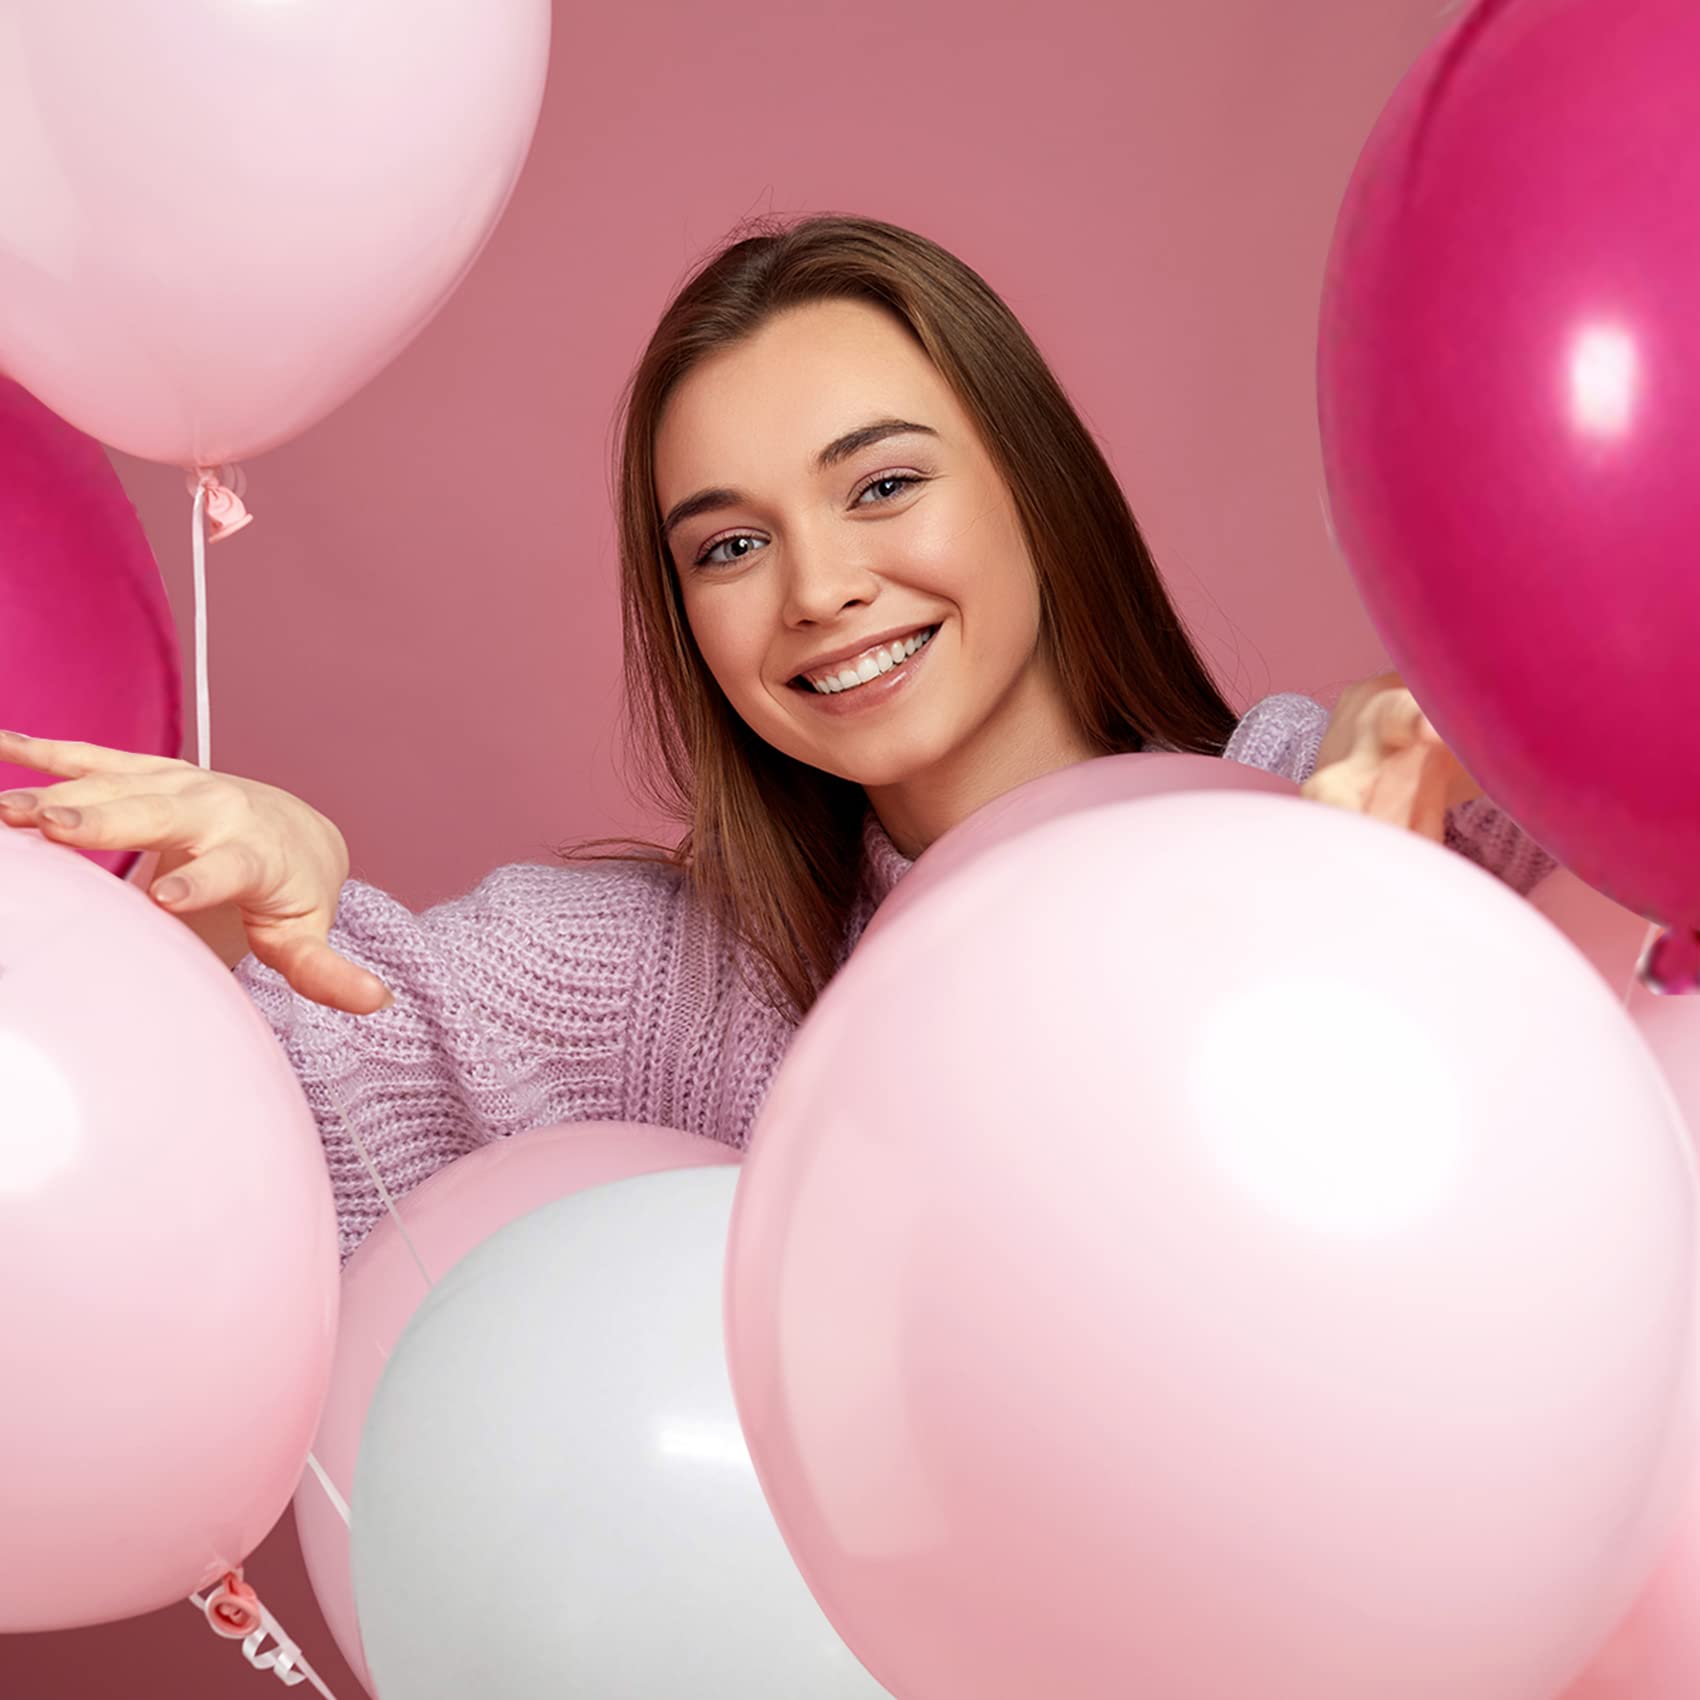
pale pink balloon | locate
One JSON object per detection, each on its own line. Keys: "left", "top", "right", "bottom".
{"left": 1560, "top": 1324, "right": 1700, "bottom": 1699}
{"left": 859, "top": 751, "right": 1296, "bottom": 950}
{"left": 1317, "top": 0, "right": 1700, "bottom": 978}
{"left": 0, "top": 828, "right": 339, "bottom": 1631}
{"left": 1528, "top": 869, "right": 1700, "bottom": 1698}
{"left": 295, "top": 1121, "right": 739, "bottom": 1694}
{"left": 0, "top": 377, "right": 181, "bottom": 880}
{"left": 727, "top": 792, "right": 1699, "bottom": 1700}
{"left": 0, "top": 0, "right": 549, "bottom": 466}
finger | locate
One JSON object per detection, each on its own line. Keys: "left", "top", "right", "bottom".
{"left": 11, "top": 788, "right": 194, "bottom": 853}
{"left": 1, "top": 778, "right": 180, "bottom": 836}
{"left": 147, "top": 840, "right": 270, "bottom": 912}
{"left": 1370, "top": 688, "right": 1439, "bottom": 758}
{"left": 1300, "top": 764, "right": 1371, "bottom": 812}
{"left": 252, "top": 931, "right": 395, "bottom": 1017}
{"left": 0, "top": 730, "right": 179, "bottom": 781}
{"left": 1364, "top": 745, "right": 1449, "bottom": 841}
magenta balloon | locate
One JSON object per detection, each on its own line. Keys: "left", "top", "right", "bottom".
{"left": 0, "top": 378, "right": 180, "bottom": 880}
{"left": 0, "top": 0, "right": 549, "bottom": 466}
{"left": 1317, "top": 0, "right": 1700, "bottom": 941}
{"left": 726, "top": 792, "right": 1698, "bottom": 1700}
{"left": 860, "top": 751, "right": 1297, "bottom": 950}
{"left": 295, "top": 1121, "right": 739, "bottom": 1694}
{"left": 0, "top": 828, "right": 339, "bottom": 1630}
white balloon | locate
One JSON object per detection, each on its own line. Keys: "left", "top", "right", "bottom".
{"left": 350, "top": 1166, "right": 891, "bottom": 1699}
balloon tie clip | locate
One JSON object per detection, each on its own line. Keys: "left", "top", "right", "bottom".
{"left": 185, "top": 464, "right": 254, "bottom": 543}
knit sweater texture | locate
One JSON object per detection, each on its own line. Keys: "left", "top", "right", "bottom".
{"left": 235, "top": 693, "right": 1557, "bottom": 1259}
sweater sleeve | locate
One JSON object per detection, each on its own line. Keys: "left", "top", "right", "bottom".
{"left": 233, "top": 857, "right": 676, "bottom": 1261}
{"left": 1223, "top": 691, "right": 1556, "bottom": 897}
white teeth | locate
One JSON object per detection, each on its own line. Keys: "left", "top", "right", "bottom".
{"left": 805, "top": 626, "right": 935, "bottom": 694}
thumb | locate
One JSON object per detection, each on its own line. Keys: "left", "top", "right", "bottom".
{"left": 254, "top": 928, "right": 395, "bottom": 1016}
{"left": 1365, "top": 687, "right": 1434, "bottom": 757}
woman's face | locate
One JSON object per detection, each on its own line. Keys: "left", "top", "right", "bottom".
{"left": 654, "top": 297, "right": 1084, "bottom": 840}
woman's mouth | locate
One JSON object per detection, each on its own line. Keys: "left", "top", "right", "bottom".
{"left": 788, "top": 624, "right": 941, "bottom": 717}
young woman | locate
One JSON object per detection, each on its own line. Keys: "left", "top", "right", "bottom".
{"left": 0, "top": 215, "right": 1552, "bottom": 1258}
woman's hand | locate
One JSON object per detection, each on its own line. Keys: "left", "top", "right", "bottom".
{"left": 0, "top": 730, "right": 392, "bottom": 1014}
{"left": 1299, "top": 670, "right": 1482, "bottom": 843}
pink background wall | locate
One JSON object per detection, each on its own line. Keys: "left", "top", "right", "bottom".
{"left": 3, "top": 0, "right": 1451, "bottom": 1692}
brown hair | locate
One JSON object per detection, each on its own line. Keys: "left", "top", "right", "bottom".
{"left": 559, "top": 213, "right": 1238, "bottom": 1022}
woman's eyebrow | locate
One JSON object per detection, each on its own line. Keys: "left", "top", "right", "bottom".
{"left": 661, "top": 418, "right": 938, "bottom": 539}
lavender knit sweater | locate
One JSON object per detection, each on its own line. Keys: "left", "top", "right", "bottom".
{"left": 236, "top": 694, "right": 1556, "bottom": 1260}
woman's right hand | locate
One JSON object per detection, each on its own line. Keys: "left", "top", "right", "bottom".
{"left": 0, "top": 730, "right": 393, "bottom": 1015}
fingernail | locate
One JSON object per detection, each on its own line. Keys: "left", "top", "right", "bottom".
{"left": 40, "top": 806, "right": 81, "bottom": 828}
{"left": 0, "top": 791, "right": 37, "bottom": 810}
{"left": 153, "top": 877, "right": 190, "bottom": 903}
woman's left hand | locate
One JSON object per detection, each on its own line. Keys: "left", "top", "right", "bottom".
{"left": 1299, "top": 669, "right": 1482, "bottom": 843}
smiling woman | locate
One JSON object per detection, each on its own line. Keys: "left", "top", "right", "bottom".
{"left": 13, "top": 212, "right": 1551, "bottom": 1264}
{"left": 585, "top": 214, "right": 1244, "bottom": 1020}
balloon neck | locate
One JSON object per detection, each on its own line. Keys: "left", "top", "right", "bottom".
{"left": 1636, "top": 925, "right": 1700, "bottom": 997}
{"left": 202, "top": 1569, "right": 263, "bottom": 1638}
{"left": 187, "top": 465, "right": 254, "bottom": 543}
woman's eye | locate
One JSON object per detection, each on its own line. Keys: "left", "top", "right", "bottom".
{"left": 692, "top": 474, "right": 924, "bottom": 567}
{"left": 695, "top": 533, "right": 766, "bottom": 568}
{"left": 855, "top": 473, "right": 923, "bottom": 506}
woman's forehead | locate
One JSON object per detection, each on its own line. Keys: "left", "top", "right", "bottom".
{"left": 655, "top": 304, "right": 955, "bottom": 489}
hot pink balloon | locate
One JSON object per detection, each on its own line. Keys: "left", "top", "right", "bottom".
{"left": 1317, "top": 0, "right": 1700, "bottom": 989}
{"left": 0, "top": 0, "right": 549, "bottom": 467}
{"left": 0, "top": 377, "right": 180, "bottom": 879}
{"left": 0, "top": 828, "right": 339, "bottom": 1631}
{"left": 727, "top": 792, "right": 1699, "bottom": 1700}
{"left": 295, "top": 1121, "right": 739, "bottom": 1694}
{"left": 859, "top": 751, "right": 1296, "bottom": 949}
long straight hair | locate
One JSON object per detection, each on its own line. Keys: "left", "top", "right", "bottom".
{"left": 560, "top": 214, "right": 1239, "bottom": 1021}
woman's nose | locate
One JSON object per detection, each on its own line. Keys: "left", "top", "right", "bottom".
{"left": 780, "top": 535, "right": 881, "bottom": 625}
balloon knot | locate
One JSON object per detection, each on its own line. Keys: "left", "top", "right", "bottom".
{"left": 187, "top": 465, "right": 254, "bottom": 543}
{"left": 203, "top": 1569, "right": 264, "bottom": 1638}
{"left": 1636, "top": 925, "right": 1700, "bottom": 997}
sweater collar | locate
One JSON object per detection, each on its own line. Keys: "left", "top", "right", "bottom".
{"left": 860, "top": 808, "right": 916, "bottom": 907}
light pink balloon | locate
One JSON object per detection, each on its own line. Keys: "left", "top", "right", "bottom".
{"left": 1546, "top": 895, "right": 1700, "bottom": 1699}
{"left": 0, "top": 0, "right": 549, "bottom": 466}
{"left": 1317, "top": 0, "right": 1700, "bottom": 972}
{"left": 0, "top": 828, "right": 339, "bottom": 1631}
{"left": 0, "top": 376, "right": 181, "bottom": 880}
{"left": 295, "top": 1121, "right": 739, "bottom": 1694}
{"left": 727, "top": 792, "right": 1699, "bottom": 1700}
{"left": 1560, "top": 1324, "right": 1700, "bottom": 1699}
{"left": 859, "top": 752, "right": 1296, "bottom": 950}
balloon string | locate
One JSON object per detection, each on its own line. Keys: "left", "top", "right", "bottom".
{"left": 1625, "top": 921, "right": 1662, "bottom": 1008}
{"left": 185, "top": 473, "right": 437, "bottom": 1290}
{"left": 280, "top": 996, "right": 550, "bottom": 1540}
{"left": 186, "top": 1583, "right": 343, "bottom": 1697}
{"left": 191, "top": 483, "right": 213, "bottom": 771}
{"left": 304, "top": 1449, "right": 352, "bottom": 1529}
{"left": 185, "top": 463, "right": 548, "bottom": 1536}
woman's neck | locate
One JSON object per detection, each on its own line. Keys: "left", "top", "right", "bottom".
{"left": 865, "top": 664, "right": 1098, "bottom": 861}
